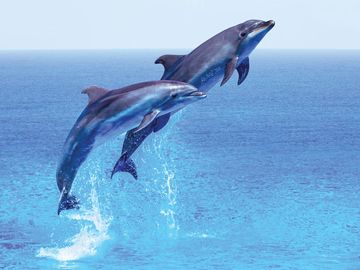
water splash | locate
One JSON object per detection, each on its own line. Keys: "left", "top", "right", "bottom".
{"left": 159, "top": 164, "right": 179, "bottom": 237}
{"left": 37, "top": 175, "right": 112, "bottom": 261}
{"left": 152, "top": 116, "right": 181, "bottom": 238}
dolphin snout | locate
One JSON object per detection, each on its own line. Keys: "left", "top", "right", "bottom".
{"left": 265, "top": 20, "right": 275, "bottom": 29}
{"left": 267, "top": 20, "right": 275, "bottom": 26}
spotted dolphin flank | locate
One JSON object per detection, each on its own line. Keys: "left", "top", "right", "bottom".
{"left": 112, "top": 19, "right": 275, "bottom": 178}
{"left": 57, "top": 81, "right": 206, "bottom": 214}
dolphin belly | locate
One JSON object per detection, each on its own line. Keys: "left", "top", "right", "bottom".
{"left": 94, "top": 112, "right": 146, "bottom": 144}
{"left": 193, "top": 65, "right": 225, "bottom": 92}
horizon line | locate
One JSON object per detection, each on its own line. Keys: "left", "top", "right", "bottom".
{"left": 0, "top": 48, "right": 360, "bottom": 52}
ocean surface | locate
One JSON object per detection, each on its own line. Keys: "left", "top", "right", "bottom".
{"left": 0, "top": 50, "right": 359, "bottom": 269}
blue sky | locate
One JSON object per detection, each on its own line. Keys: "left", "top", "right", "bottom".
{"left": 0, "top": 0, "right": 359, "bottom": 50}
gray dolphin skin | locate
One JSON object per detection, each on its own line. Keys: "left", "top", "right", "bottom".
{"left": 112, "top": 19, "right": 275, "bottom": 178}
{"left": 57, "top": 80, "right": 206, "bottom": 214}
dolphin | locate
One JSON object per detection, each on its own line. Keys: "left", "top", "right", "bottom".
{"left": 56, "top": 80, "right": 206, "bottom": 214}
{"left": 112, "top": 19, "right": 275, "bottom": 178}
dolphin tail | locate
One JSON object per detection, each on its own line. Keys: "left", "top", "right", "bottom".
{"left": 111, "top": 152, "right": 138, "bottom": 180}
{"left": 57, "top": 188, "right": 80, "bottom": 215}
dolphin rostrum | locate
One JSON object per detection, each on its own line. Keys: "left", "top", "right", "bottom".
{"left": 112, "top": 19, "right": 275, "bottom": 178}
{"left": 57, "top": 80, "right": 206, "bottom": 214}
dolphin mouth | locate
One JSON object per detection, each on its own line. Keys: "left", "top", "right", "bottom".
{"left": 187, "top": 90, "right": 207, "bottom": 98}
{"left": 257, "top": 20, "right": 275, "bottom": 31}
{"left": 265, "top": 20, "right": 275, "bottom": 29}
{"left": 247, "top": 20, "right": 275, "bottom": 39}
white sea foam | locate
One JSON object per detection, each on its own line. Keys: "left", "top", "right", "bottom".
{"left": 37, "top": 182, "right": 112, "bottom": 261}
{"left": 186, "top": 232, "right": 216, "bottom": 239}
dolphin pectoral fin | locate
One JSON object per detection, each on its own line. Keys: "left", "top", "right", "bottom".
{"left": 134, "top": 110, "right": 160, "bottom": 133}
{"left": 221, "top": 56, "right": 239, "bottom": 86}
{"left": 155, "top": 54, "right": 185, "bottom": 79}
{"left": 57, "top": 188, "right": 80, "bottom": 215}
{"left": 237, "top": 57, "right": 250, "bottom": 86}
{"left": 111, "top": 152, "right": 138, "bottom": 180}
{"left": 153, "top": 113, "right": 171, "bottom": 133}
{"left": 81, "top": 86, "right": 109, "bottom": 104}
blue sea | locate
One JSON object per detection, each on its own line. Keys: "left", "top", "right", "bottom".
{"left": 0, "top": 50, "right": 360, "bottom": 269}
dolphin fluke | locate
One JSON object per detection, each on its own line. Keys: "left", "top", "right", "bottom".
{"left": 57, "top": 188, "right": 80, "bottom": 215}
{"left": 111, "top": 152, "right": 138, "bottom": 180}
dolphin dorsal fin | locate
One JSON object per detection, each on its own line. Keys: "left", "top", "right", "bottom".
{"left": 155, "top": 54, "right": 185, "bottom": 78}
{"left": 155, "top": 54, "right": 185, "bottom": 69}
{"left": 81, "top": 86, "right": 109, "bottom": 104}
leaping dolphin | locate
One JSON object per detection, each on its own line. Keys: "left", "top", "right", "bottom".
{"left": 112, "top": 19, "right": 275, "bottom": 178}
{"left": 57, "top": 81, "right": 206, "bottom": 214}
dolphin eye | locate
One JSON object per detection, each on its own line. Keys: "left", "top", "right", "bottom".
{"left": 171, "top": 93, "right": 178, "bottom": 98}
{"left": 240, "top": 32, "right": 247, "bottom": 37}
